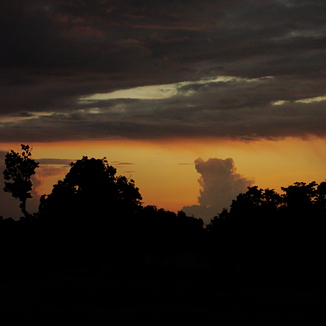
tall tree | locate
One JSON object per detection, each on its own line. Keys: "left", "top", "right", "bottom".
{"left": 3, "top": 144, "right": 39, "bottom": 218}
{"left": 38, "top": 156, "right": 143, "bottom": 263}
{"left": 39, "top": 156, "right": 143, "bottom": 227}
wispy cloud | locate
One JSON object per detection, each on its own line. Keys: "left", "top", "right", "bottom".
{"left": 37, "top": 158, "right": 73, "bottom": 165}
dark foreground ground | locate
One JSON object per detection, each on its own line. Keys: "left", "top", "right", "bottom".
{"left": 0, "top": 264, "right": 325, "bottom": 326}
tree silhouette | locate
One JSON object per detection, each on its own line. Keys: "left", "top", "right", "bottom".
{"left": 315, "top": 181, "right": 326, "bottom": 217}
{"left": 38, "top": 156, "right": 143, "bottom": 264}
{"left": 39, "top": 156, "right": 142, "bottom": 221}
{"left": 3, "top": 144, "right": 39, "bottom": 219}
{"left": 281, "top": 181, "right": 317, "bottom": 215}
{"left": 206, "top": 181, "right": 326, "bottom": 289}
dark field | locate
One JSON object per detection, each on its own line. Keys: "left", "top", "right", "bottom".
{"left": 1, "top": 264, "right": 325, "bottom": 326}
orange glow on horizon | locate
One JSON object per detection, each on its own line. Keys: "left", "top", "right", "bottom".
{"left": 1, "top": 136, "right": 326, "bottom": 214}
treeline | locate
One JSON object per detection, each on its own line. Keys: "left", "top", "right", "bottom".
{"left": 1, "top": 145, "right": 326, "bottom": 289}
{"left": 1, "top": 148, "right": 206, "bottom": 275}
{"left": 207, "top": 182, "right": 326, "bottom": 288}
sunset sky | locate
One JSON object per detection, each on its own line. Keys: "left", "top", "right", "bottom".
{"left": 1, "top": 1, "right": 326, "bottom": 223}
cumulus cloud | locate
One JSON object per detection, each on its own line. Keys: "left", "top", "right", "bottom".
{"left": 182, "top": 157, "right": 254, "bottom": 224}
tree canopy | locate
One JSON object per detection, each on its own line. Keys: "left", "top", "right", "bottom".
{"left": 3, "top": 144, "right": 39, "bottom": 218}
{"left": 39, "top": 156, "right": 142, "bottom": 223}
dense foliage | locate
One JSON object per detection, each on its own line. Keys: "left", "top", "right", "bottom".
{"left": 1, "top": 147, "right": 326, "bottom": 289}
{"left": 207, "top": 183, "right": 326, "bottom": 288}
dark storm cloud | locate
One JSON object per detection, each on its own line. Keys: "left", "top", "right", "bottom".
{"left": 1, "top": 0, "right": 326, "bottom": 142}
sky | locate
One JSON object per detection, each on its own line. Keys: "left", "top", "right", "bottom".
{"left": 1, "top": 1, "right": 326, "bottom": 223}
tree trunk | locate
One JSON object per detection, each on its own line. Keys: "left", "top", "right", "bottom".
{"left": 20, "top": 197, "right": 29, "bottom": 219}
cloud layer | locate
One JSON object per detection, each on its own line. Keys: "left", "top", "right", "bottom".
{"left": 182, "top": 158, "right": 254, "bottom": 223}
{"left": 0, "top": 1, "right": 326, "bottom": 142}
